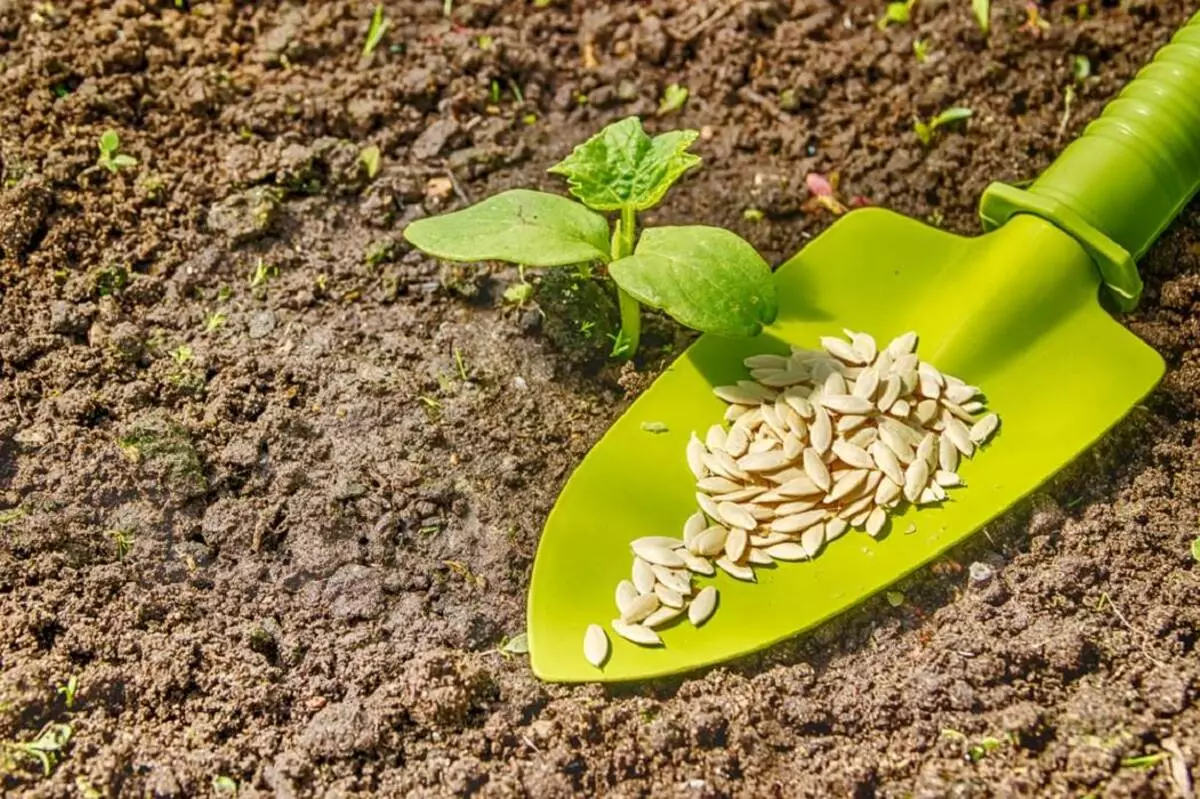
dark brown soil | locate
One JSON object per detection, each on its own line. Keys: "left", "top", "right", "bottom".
{"left": 1, "top": 0, "right": 1198, "bottom": 796}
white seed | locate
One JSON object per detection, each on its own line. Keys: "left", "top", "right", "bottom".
{"left": 764, "top": 467, "right": 808, "bottom": 485}
{"left": 810, "top": 406, "right": 833, "bottom": 454}
{"left": 943, "top": 416, "right": 975, "bottom": 456}
{"left": 916, "top": 432, "right": 937, "bottom": 466}
{"left": 683, "top": 511, "right": 706, "bottom": 545}
{"left": 886, "top": 331, "right": 918, "bottom": 358}
{"left": 775, "top": 499, "right": 820, "bottom": 516}
{"left": 771, "top": 509, "right": 827, "bottom": 533}
{"left": 704, "top": 424, "right": 725, "bottom": 452}
{"left": 892, "top": 353, "right": 919, "bottom": 374}
{"left": 747, "top": 438, "right": 778, "bottom": 455}
{"left": 759, "top": 369, "right": 808, "bottom": 387}
{"left": 849, "top": 427, "right": 879, "bottom": 448}
{"left": 615, "top": 580, "right": 639, "bottom": 613}
{"left": 743, "top": 503, "right": 773, "bottom": 521}
{"left": 783, "top": 433, "right": 804, "bottom": 460}
{"left": 715, "top": 557, "right": 756, "bottom": 581}
{"left": 690, "top": 525, "right": 728, "bottom": 557}
{"left": 783, "top": 392, "right": 813, "bottom": 419}
{"left": 715, "top": 486, "right": 766, "bottom": 503}
{"left": 717, "top": 502, "right": 756, "bottom": 530}
{"left": 850, "top": 331, "right": 878, "bottom": 363}
{"left": 970, "top": 413, "right": 999, "bottom": 445}
{"left": 654, "top": 583, "right": 685, "bottom": 609}
{"left": 889, "top": 400, "right": 911, "bottom": 418}
{"left": 836, "top": 414, "right": 869, "bottom": 433}
{"left": 584, "top": 624, "right": 610, "bottom": 667}
{"left": 825, "top": 517, "right": 849, "bottom": 541}
{"left": 938, "top": 433, "right": 959, "bottom": 472}
{"left": 833, "top": 439, "right": 874, "bottom": 469}
{"left": 962, "top": 400, "right": 986, "bottom": 414}
{"left": 782, "top": 405, "right": 808, "bottom": 439}
{"left": 875, "top": 476, "right": 902, "bottom": 507}
{"left": 942, "top": 400, "right": 975, "bottom": 423}
{"left": 697, "top": 476, "right": 742, "bottom": 495}
{"left": 879, "top": 425, "right": 915, "bottom": 464}
{"left": 632, "top": 558, "right": 656, "bottom": 594}
{"left": 738, "top": 380, "right": 776, "bottom": 400}
{"left": 853, "top": 367, "right": 880, "bottom": 400}
{"left": 765, "top": 542, "right": 808, "bottom": 561}
{"left": 898, "top": 368, "right": 919, "bottom": 394}
{"left": 915, "top": 399, "right": 940, "bottom": 424}
{"left": 803, "top": 448, "right": 832, "bottom": 491}
{"left": 632, "top": 536, "right": 685, "bottom": 551}
{"left": 865, "top": 507, "right": 887, "bottom": 538}
{"left": 935, "top": 470, "right": 962, "bottom": 487}
{"left": 840, "top": 494, "right": 874, "bottom": 520}
{"left": 652, "top": 565, "right": 692, "bottom": 595}
{"left": 681, "top": 551, "right": 715, "bottom": 576}
{"left": 821, "top": 394, "right": 874, "bottom": 415}
{"left": 918, "top": 486, "right": 941, "bottom": 505}
{"left": 643, "top": 605, "right": 685, "bottom": 628}
{"left": 696, "top": 491, "right": 722, "bottom": 521}
{"left": 800, "top": 524, "right": 825, "bottom": 557}
{"left": 724, "top": 425, "right": 750, "bottom": 457}
{"left": 689, "top": 586, "right": 718, "bottom": 626}
{"left": 611, "top": 619, "right": 662, "bottom": 646}
{"left": 746, "top": 547, "right": 774, "bottom": 565}
{"left": 869, "top": 441, "right": 905, "bottom": 485}
{"left": 826, "top": 469, "right": 869, "bottom": 503}
{"left": 724, "top": 404, "right": 752, "bottom": 423}
{"left": 724, "top": 526, "right": 748, "bottom": 561}
{"left": 714, "top": 385, "right": 765, "bottom": 405}
{"left": 686, "top": 434, "right": 707, "bottom": 479}
{"left": 903, "top": 459, "right": 929, "bottom": 503}
{"left": 821, "top": 336, "right": 866, "bottom": 365}
{"left": 744, "top": 353, "right": 789, "bottom": 370}
{"left": 737, "top": 451, "right": 792, "bottom": 473}
{"left": 945, "top": 382, "right": 977, "bottom": 404}
{"left": 824, "top": 371, "right": 848, "bottom": 396}
{"left": 750, "top": 532, "right": 792, "bottom": 547}
{"left": 621, "top": 592, "right": 659, "bottom": 623}
{"left": 877, "top": 374, "right": 902, "bottom": 411}
{"left": 631, "top": 541, "right": 685, "bottom": 568}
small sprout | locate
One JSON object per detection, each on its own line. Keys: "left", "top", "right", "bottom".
{"left": 507, "top": 79, "right": 524, "bottom": 105}
{"left": 657, "top": 83, "right": 689, "bottom": 116}
{"left": 444, "top": 560, "right": 486, "bottom": 588}
{"left": 204, "top": 311, "right": 227, "bottom": 333}
{"left": 534, "top": 0, "right": 553, "bottom": 6}
{"left": 912, "top": 38, "right": 930, "bottom": 63}
{"left": 1072, "top": 54, "right": 1092, "bottom": 83}
{"left": 500, "top": 632, "right": 529, "bottom": 656}
{"left": 248, "top": 257, "right": 278, "bottom": 288}
{"left": 1019, "top": 2, "right": 1050, "bottom": 36}
{"left": 1075, "top": 2, "right": 1090, "bottom": 20}
{"left": 212, "top": 775, "right": 238, "bottom": 795}
{"left": 419, "top": 395, "right": 442, "bottom": 411}
{"left": 217, "top": 285, "right": 233, "bottom": 302}
{"left": 359, "top": 145, "right": 381, "bottom": 179}
{"left": 171, "top": 344, "right": 193, "bottom": 366}
{"left": 742, "top": 207, "right": 765, "bottom": 223}
{"left": 802, "top": 172, "right": 848, "bottom": 216}
{"left": 522, "top": 113, "right": 538, "bottom": 126}
{"left": 453, "top": 347, "right": 469, "bottom": 381}
{"left": 97, "top": 129, "right": 137, "bottom": 173}
{"left": 361, "top": 4, "right": 388, "bottom": 59}
{"left": 1057, "top": 85, "right": 1077, "bottom": 141}
{"left": 885, "top": 590, "right": 905, "bottom": 607}
{"left": 443, "top": 0, "right": 453, "bottom": 17}
{"left": 56, "top": 675, "right": 79, "bottom": 710}
{"left": 966, "top": 736, "right": 1006, "bottom": 762}
{"left": 913, "top": 106, "right": 973, "bottom": 146}
{"left": 1121, "top": 752, "right": 1169, "bottom": 769}
{"left": 609, "top": 328, "right": 634, "bottom": 359}
{"left": 1191, "top": 536, "right": 1200, "bottom": 562}
{"left": 0, "top": 506, "right": 26, "bottom": 524}
{"left": 1, "top": 723, "right": 73, "bottom": 776}
{"left": 489, "top": 80, "right": 501, "bottom": 105}
{"left": 477, "top": 34, "right": 494, "bottom": 50}
{"left": 972, "top": 0, "right": 990, "bottom": 35}
{"left": 877, "top": 0, "right": 916, "bottom": 30}
{"left": 503, "top": 281, "right": 534, "bottom": 306}
{"left": 641, "top": 421, "right": 669, "bottom": 434}
{"left": 109, "top": 528, "right": 135, "bottom": 560}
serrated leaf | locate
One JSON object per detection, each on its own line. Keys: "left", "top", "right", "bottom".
{"left": 403, "top": 189, "right": 611, "bottom": 267}
{"left": 608, "top": 226, "right": 777, "bottom": 338}
{"left": 548, "top": 116, "right": 701, "bottom": 212}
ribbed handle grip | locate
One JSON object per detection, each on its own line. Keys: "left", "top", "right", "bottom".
{"left": 980, "top": 11, "right": 1200, "bottom": 309}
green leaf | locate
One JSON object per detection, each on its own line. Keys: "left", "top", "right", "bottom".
{"left": 403, "top": 189, "right": 611, "bottom": 267}
{"left": 548, "top": 116, "right": 701, "bottom": 212}
{"left": 972, "top": 0, "right": 990, "bottom": 34}
{"left": 1073, "top": 54, "right": 1092, "bottom": 82}
{"left": 932, "top": 106, "right": 973, "bottom": 127}
{"left": 657, "top": 84, "right": 689, "bottom": 116}
{"left": 111, "top": 154, "right": 138, "bottom": 168}
{"left": 1191, "top": 536, "right": 1200, "bottom": 562}
{"left": 608, "top": 226, "right": 777, "bottom": 338}
{"left": 99, "top": 129, "right": 119, "bottom": 155}
{"left": 362, "top": 4, "right": 388, "bottom": 58}
{"left": 501, "top": 632, "right": 529, "bottom": 655}
{"left": 360, "top": 145, "right": 381, "bottom": 178}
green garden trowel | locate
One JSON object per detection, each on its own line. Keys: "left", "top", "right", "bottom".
{"left": 528, "top": 13, "right": 1200, "bottom": 683}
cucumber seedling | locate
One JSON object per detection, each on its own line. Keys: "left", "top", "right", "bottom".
{"left": 97, "top": 130, "right": 137, "bottom": 173}
{"left": 403, "top": 116, "right": 777, "bottom": 357}
{"left": 913, "top": 106, "right": 973, "bottom": 146}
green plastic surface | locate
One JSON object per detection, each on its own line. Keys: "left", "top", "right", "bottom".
{"left": 528, "top": 212, "right": 1163, "bottom": 682}
{"left": 981, "top": 10, "right": 1200, "bottom": 310}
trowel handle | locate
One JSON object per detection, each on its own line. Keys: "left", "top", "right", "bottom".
{"left": 980, "top": 11, "right": 1200, "bottom": 311}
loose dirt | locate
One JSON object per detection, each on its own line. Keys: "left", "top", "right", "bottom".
{"left": 1, "top": 1, "right": 1197, "bottom": 796}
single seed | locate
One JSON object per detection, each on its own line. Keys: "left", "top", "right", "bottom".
{"left": 943, "top": 416, "right": 975, "bottom": 456}
{"left": 870, "top": 441, "right": 905, "bottom": 486}
{"left": 696, "top": 491, "right": 721, "bottom": 521}
{"left": 643, "top": 605, "right": 685, "bottom": 628}
{"left": 969, "top": 413, "right": 999, "bottom": 445}
{"left": 584, "top": 624, "right": 610, "bottom": 667}
{"left": 782, "top": 406, "right": 808, "bottom": 439}
{"left": 724, "top": 526, "right": 748, "bottom": 561}
{"left": 824, "top": 371, "right": 848, "bottom": 395}
{"left": 724, "top": 425, "right": 750, "bottom": 457}
{"left": 783, "top": 393, "right": 814, "bottom": 419}
{"left": 737, "top": 451, "right": 792, "bottom": 473}
{"left": 697, "top": 476, "right": 742, "bottom": 495}
{"left": 783, "top": 433, "right": 803, "bottom": 460}
{"left": 821, "top": 336, "right": 866, "bottom": 364}
{"left": 759, "top": 369, "right": 808, "bottom": 387}
{"left": 621, "top": 592, "right": 659, "bottom": 623}
{"left": 903, "top": 459, "right": 929, "bottom": 503}
{"left": 615, "top": 580, "right": 639, "bottom": 613}
{"left": 611, "top": 619, "right": 662, "bottom": 646}
{"left": 689, "top": 586, "right": 718, "bottom": 625}
{"left": 944, "top": 382, "right": 977, "bottom": 404}
{"left": 744, "top": 353, "right": 789, "bottom": 370}
{"left": 938, "top": 433, "right": 959, "bottom": 472}
{"left": 683, "top": 511, "right": 707, "bottom": 545}
{"left": 681, "top": 551, "right": 715, "bottom": 576}
{"left": 715, "top": 486, "right": 767, "bottom": 503}
{"left": 827, "top": 469, "right": 869, "bottom": 503}
{"left": 810, "top": 406, "right": 833, "bottom": 453}
{"left": 714, "top": 385, "right": 767, "bottom": 405}
{"left": 724, "top": 404, "right": 752, "bottom": 422}
{"left": 746, "top": 547, "right": 774, "bottom": 565}
{"left": 892, "top": 353, "right": 919, "bottom": 373}
{"left": 875, "top": 476, "right": 902, "bottom": 507}
{"left": 935, "top": 470, "right": 962, "bottom": 487}
{"left": 888, "top": 399, "right": 911, "bottom": 418}
{"left": 705, "top": 424, "right": 726, "bottom": 452}
{"left": 765, "top": 542, "right": 808, "bottom": 561}
{"left": 743, "top": 503, "right": 773, "bottom": 521}
{"left": 836, "top": 414, "right": 869, "bottom": 433}
{"left": 916, "top": 432, "right": 936, "bottom": 466}
{"left": 771, "top": 509, "right": 826, "bottom": 533}
{"left": 631, "top": 537, "right": 685, "bottom": 553}
{"left": 941, "top": 400, "right": 975, "bottom": 422}
{"left": 717, "top": 501, "right": 756, "bottom": 530}
{"left": 851, "top": 331, "right": 878, "bottom": 363}
{"left": 917, "top": 370, "right": 942, "bottom": 399}
{"left": 690, "top": 525, "right": 728, "bottom": 557}
{"left": 822, "top": 394, "right": 874, "bottom": 415}
{"left": 654, "top": 583, "right": 685, "bottom": 608}
{"left": 632, "top": 558, "right": 656, "bottom": 594}
{"left": 687, "top": 434, "right": 707, "bottom": 479}
{"left": 840, "top": 494, "right": 874, "bottom": 520}
{"left": 799, "top": 448, "right": 829, "bottom": 492}
{"left": 750, "top": 532, "right": 792, "bottom": 547}
{"left": 760, "top": 403, "right": 789, "bottom": 439}
{"left": 801, "top": 524, "right": 825, "bottom": 558}
{"left": 775, "top": 499, "right": 820, "bottom": 516}
{"left": 865, "top": 506, "right": 887, "bottom": 537}
{"left": 631, "top": 541, "right": 685, "bottom": 568}
{"left": 886, "top": 331, "right": 918, "bottom": 357}
{"left": 918, "top": 486, "right": 941, "bottom": 505}
{"left": 652, "top": 565, "right": 692, "bottom": 595}
{"left": 877, "top": 374, "right": 902, "bottom": 411}
{"left": 962, "top": 400, "right": 985, "bottom": 414}
{"left": 849, "top": 427, "right": 879, "bottom": 448}
{"left": 879, "top": 426, "right": 915, "bottom": 464}
{"left": 915, "top": 399, "right": 940, "bottom": 424}
{"left": 853, "top": 367, "right": 880, "bottom": 400}
{"left": 898, "top": 368, "right": 919, "bottom": 394}
{"left": 747, "top": 438, "right": 778, "bottom": 455}
{"left": 825, "top": 517, "right": 849, "bottom": 541}
{"left": 715, "top": 557, "right": 756, "bottom": 581}
{"left": 833, "top": 439, "right": 875, "bottom": 469}
{"left": 737, "top": 379, "right": 777, "bottom": 400}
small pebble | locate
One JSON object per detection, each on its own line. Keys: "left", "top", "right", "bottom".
{"left": 968, "top": 561, "right": 995, "bottom": 585}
